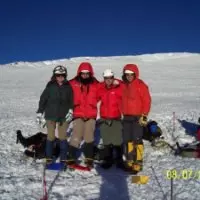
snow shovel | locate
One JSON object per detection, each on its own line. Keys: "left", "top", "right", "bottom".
{"left": 131, "top": 175, "right": 149, "bottom": 184}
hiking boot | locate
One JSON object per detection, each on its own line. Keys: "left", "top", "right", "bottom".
{"left": 60, "top": 140, "right": 67, "bottom": 161}
{"left": 66, "top": 159, "right": 76, "bottom": 166}
{"left": 84, "top": 158, "right": 94, "bottom": 168}
{"left": 100, "top": 144, "right": 113, "bottom": 169}
{"left": 100, "top": 159, "right": 113, "bottom": 169}
{"left": 83, "top": 142, "right": 94, "bottom": 159}
{"left": 113, "top": 145, "right": 124, "bottom": 169}
{"left": 45, "top": 140, "right": 54, "bottom": 159}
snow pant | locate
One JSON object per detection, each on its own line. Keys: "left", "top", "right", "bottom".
{"left": 122, "top": 115, "right": 144, "bottom": 172}
{"left": 69, "top": 118, "right": 96, "bottom": 160}
{"left": 46, "top": 120, "right": 68, "bottom": 160}
{"left": 99, "top": 119, "right": 123, "bottom": 146}
{"left": 46, "top": 120, "right": 68, "bottom": 141}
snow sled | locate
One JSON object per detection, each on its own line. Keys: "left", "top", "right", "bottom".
{"left": 46, "top": 162, "right": 91, "bottom": 171}
{"left": 46, "top": 162, "right": 65, "bottom": 170}
{"left": 175, "top": 141, "right": 200, "bottom": 159}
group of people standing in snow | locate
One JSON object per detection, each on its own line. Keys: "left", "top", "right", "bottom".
{"left": 18, "top": 62, "right": 153, "bottom": 174}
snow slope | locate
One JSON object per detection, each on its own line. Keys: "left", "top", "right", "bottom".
{"left": 0, "top": 53, "right": 200, "bottom": 200}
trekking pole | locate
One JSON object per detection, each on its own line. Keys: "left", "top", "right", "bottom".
{"left": 170, "top": 112, "right": 177, "bottom": 143}
{"left": 173, "top": 112, "right": 176, "bottom": 133}
{"left": 40, "top": 164, "right": 48, "bottom": 200}
{"left": 171, "top": 177, "right": 173, "bottom": 200}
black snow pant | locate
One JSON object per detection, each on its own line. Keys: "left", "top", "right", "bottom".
{"left": 123, "top": 116, "right": 143, "bottom": 144}
{"left": 122, "top": 115, "right": 144, "bottom": 171}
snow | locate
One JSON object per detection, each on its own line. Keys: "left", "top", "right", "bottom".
{"left": 0, "top": 53, "right": 200, "bottom": 200}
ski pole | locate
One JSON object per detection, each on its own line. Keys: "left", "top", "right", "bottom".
{"left": 173, "top": 112, "right": 176, "bottom": 133}
{"left": 40, "top": 164, "right": 48, "bottom": 200}
{"left": 171, "top": 177, "right": 173, "bottom": 200}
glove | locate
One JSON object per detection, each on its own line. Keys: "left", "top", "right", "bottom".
{"left": 36, "top": 113, "right": 43, "bottom": 124}
{"left": 65, "top": 109, "right": 73, "bottom": 122}
{"left": 139, "top": 114, "right": 148, "bottom": 126}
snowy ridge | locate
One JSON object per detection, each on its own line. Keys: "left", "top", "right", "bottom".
{"left": 1, "top": 52, "right": 200, "bottom": 67}
{"left": 0, "top": 53, "right": 200, "bottom": 199}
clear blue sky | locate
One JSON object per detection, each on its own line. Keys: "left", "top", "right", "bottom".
{"left": 0, "top": 0, "right": 200, "bottom": 64}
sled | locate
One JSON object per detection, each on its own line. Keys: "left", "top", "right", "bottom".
{"left": 46, "top": 162, "right": 91, "bottom": 171}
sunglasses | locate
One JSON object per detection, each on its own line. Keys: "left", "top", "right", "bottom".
{"left": 55, "top": 74, "right": 66, "bottom": 77}
{"left": 125, "top": 73, "right": 134, "bottom": 76}
{"left": 81, "top": 72, "right": 90, "bottom": 75}
{"left": 104, "top": 76, "right": 114, "bottom": 80}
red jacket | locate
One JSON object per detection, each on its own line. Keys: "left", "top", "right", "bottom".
{"left": 98, "top": 80, "right": 122, "bottom": 119}
{"left": 69, "top": 62, "right": 99, "bottom": 118}
{"left": 122, "top": 64, "right": 151, "bottom": 116}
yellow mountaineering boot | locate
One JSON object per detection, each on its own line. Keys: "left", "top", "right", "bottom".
{"left": 124, "top": 142, "right": 135, "bottom": 171}
{"left": 131, "top": 143, "right": 144, "bottom": 174}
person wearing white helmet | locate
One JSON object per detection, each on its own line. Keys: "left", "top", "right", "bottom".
{"left": 36, "top": 65, "right": 74, "bottom": 165}
{"left": 121, "top": 64, "right": 151, "bottom": 174}
{"left": 97, "top": 69, "right": 124, "bottom": 169}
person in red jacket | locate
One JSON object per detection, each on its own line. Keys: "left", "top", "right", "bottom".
{"left": 68, "top": 62, "right": 99, "bottom": 168}
{"left": 121, "top": 64, "right": 151, "bottom": 174}
{"left": 97, "top": 69, "right": 123, "bottom": 169}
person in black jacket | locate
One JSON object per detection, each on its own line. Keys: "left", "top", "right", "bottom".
{"left": 36, "top": 65, "right": 74, "bottom": 164}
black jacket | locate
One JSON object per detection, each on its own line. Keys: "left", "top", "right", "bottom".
{"left": 37, "top": 80, "right": 73, "bottom": 122}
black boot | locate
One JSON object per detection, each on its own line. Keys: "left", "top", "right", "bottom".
{"left": 16, "top": 130, "right": 28, "bottom": 147}
{"left": 83, "top": 142, "right": 94, "bottom": 168}
{"left": 45, "top": 140, "right": 53, "bottom": 159}
{"left": 100, "top": 144, "right": 113, "bottom": 169}
{"left": 66, "top": 145, "right": 78, "bottom": 165}
{"left": 113, "top": 145, "right": 124, "bottom": 169}
{"left": 84, "top": 158, "right": 94, "bottom": 168}
{"left": 60, "top": 140, "right": 68, "bottom": 162}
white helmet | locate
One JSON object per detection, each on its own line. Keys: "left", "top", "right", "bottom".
{"left": 103, "top": 69, "right": 114, "bottom": 77}
{"left": 53, "top": 65, "right": 67, "bottom": 75}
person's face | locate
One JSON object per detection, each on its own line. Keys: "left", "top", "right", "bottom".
{"left": 55, "top": 74, "right": 65, "bottom": 84}
{"left": 81, "top": 72, "right": 90, "bottom": 79}
{"left": 125, "top": 73, "right": 135, "bottom": 83}
{"left": 104, "top": 76, "right": 114, "bottom": 87}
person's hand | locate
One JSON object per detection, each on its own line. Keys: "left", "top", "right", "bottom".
{"left": 65, "top": 109, "right": 73, "bottom": 122}
{"left": 113, "top": 79, "right": 120, "bottom": 85}
{"left": 139, "top": 114, "right": 148, "bottom": 126}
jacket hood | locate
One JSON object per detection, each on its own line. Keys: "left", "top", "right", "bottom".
{"left": 123, "top": 64, "right": 139, "bottom": 78}
{"left": 77, "top": 62, "right": 94, "bottom": 76}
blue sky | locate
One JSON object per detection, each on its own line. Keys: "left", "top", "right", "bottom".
{"left": 0, "top": 0, "right": 200, "bottom": 64}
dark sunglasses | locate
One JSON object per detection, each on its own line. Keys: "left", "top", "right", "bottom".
{"left": 80, "top": 72, "right": 90, "bottom": 75}
{"left": 55, "top": 74, "right": 66, "bottom": 77}
{"left": 104, "top": 76, "right": 114, "bottom": 80}
{"left": 125, "top": 73, "right": 134, "bottom": 76}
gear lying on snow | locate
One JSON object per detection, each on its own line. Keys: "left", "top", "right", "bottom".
{"left": 16, "top": 130, "right": 60, "bottom": 159}
{"left": 174, "top": 117, "right": 200, "bottom": 158}
{"left": 175, "top": 141, "right": 200, "bottom": 158}
{"left": 45, "top": 162, "right": 91, "bottom": 171}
